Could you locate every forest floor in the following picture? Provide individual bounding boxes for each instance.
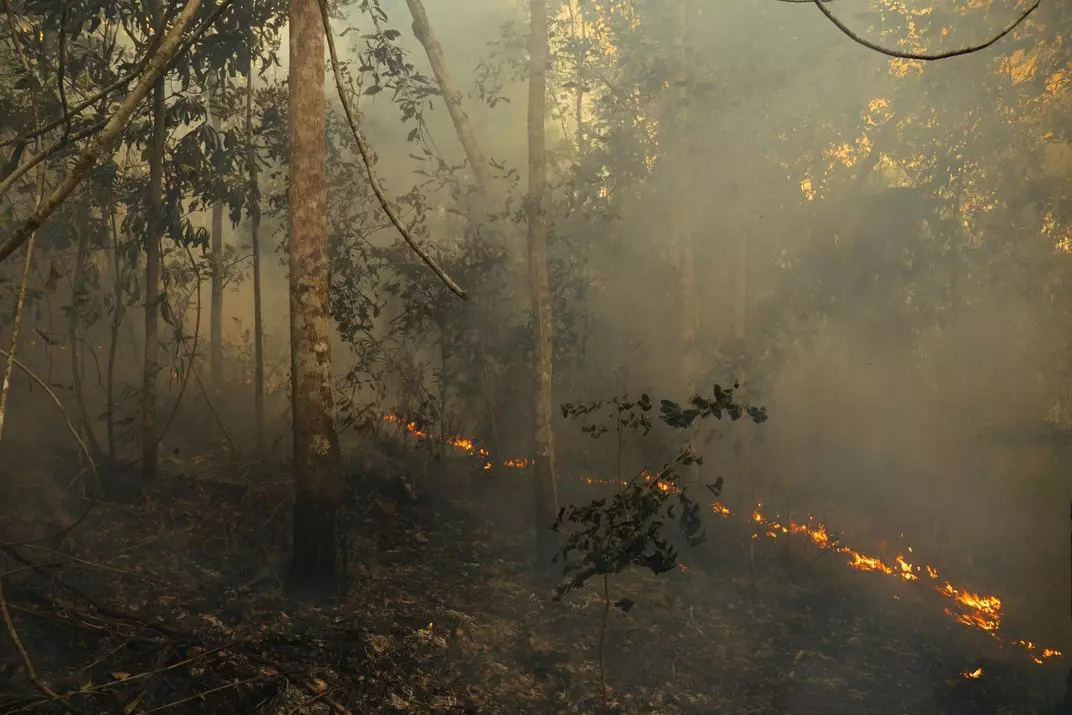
[0,448,1067,714]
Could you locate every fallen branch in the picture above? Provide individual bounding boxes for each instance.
[809,0,1040,60]
[315,0,467,300]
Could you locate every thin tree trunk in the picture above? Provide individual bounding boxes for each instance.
[570,0,585,158]
[287,0,345,600]
[528,0,559,576]
[405,0,494,198]
[247,30,265,454]
[672,0,698,386]
[209,73,225,387]
[69,213,104,464]
[141,0,166,483]
[0,135,44,444]
[404,0,526,270]
[106,209,122,462]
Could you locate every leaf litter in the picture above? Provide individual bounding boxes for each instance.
[0,452,1064,714]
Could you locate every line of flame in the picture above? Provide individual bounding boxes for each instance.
[707,500,1062,669]
[381,413,1063,672]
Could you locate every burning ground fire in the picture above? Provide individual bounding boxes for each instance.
[382,414,1064,675]
[707,502,1063,672]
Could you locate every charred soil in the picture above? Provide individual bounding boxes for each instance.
[0,453,1065,714]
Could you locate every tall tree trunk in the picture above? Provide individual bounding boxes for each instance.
[672,0,698,387]
[287,0,345,599]
[69,211,104,464]
[405,0,494,197]
[141,0,166,483]
[209,76,225,388]
[570,0,587,157]
[247,31,265,454]
[106,209,123,463]
[404,0,526,270]
[527,0,559,576]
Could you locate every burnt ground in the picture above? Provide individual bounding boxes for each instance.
[0,449,1068,715]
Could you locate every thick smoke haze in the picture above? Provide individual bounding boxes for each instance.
[1,0,1069,710]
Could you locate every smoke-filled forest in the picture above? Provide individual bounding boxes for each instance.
[0,0,1070,712]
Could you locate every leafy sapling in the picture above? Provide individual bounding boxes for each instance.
[552,383,767,710]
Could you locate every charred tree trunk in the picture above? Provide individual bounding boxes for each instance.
[527,0,559,577]
[209,76,225,388]
[287,0,345,600]
[247,33,265,455]
[141,0,166,483]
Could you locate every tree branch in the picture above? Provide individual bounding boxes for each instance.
[316,0,468,300]
[0,0,207,264]
[0,119,107,197]
[809,0,1040,60]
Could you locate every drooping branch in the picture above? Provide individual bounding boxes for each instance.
[809,0,1041,60]
[0,0,206,264]
[315,0,468,300]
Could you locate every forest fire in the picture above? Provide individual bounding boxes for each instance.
[383,414,529,471]
[382,415,1063,671]
[720,501,1062,668]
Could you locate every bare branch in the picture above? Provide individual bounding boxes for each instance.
[0,0,207,264]
[316,0,468,300]
[809,0,1040,60]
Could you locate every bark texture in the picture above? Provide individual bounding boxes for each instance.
[527,0,559,575]
[287,0,345,599]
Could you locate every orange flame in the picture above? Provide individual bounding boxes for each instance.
[379,414,1064,670]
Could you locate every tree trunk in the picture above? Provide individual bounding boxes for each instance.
[247,33,265,455]
[672,0,698,387]
[141,0,166,483]
[209,77,225,388]
[69,211,104,465]
[287,0,345,600]
[404,0,526,270]
[106,209,123,463]
[405,0,494,198]
[527,0,559,577]
[572,0,586,158]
